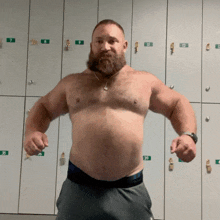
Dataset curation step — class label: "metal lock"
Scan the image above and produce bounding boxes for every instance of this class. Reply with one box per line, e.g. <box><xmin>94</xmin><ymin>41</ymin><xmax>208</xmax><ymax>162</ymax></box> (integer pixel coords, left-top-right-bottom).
<box><xmin>206</xmin><ymin>43</ymin><xmax>210</xmax><ymax>51</ymax></box>
<box><xmin>65</xmin><ymin>39</ymin><xmax>71</xmax><ymax>51</ymax></box>
<box><xmin>170</xmin><ymin>42</ymin><xmax>174</xmax><ymax>54</ymax></box>
<box><xmin>206</xmin><ymin>159</ymin><xmax>212</xmax><ymax>173</ymax></box>
<box><xmin>135</xmin><ymin>42</ymin><xmax>139</xmax><ymax>53</ymax></box>
<box><xmin>24</xmin><ymin>153</ymin><xmax>31</xmax><ymax>160</ymax></box>
<box><xmin>169</xmin><ymin>158</ymin><xmax>174</xmax><ymax>171</ymax></box>
<box><xmin>170</xmin><ymin>85</ymin><xmax>174</xmax><ymax>89</ymax></box>
<box><xmin>60</xmin><ymin>152</ymin><xmax>66</xmax><ymax>166</ymax></box>
<box><xmin>31</xmin><ymin>39</ymin><xmax>38</xmax><ymax>45</ymax></box>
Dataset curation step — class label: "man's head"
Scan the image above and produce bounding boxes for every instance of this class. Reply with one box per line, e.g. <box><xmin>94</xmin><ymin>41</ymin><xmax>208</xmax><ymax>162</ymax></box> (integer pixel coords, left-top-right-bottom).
<box><xmin>87</xmin><ymin>19</ymin><xmax>128</xmax><ymax>77</ymax></box>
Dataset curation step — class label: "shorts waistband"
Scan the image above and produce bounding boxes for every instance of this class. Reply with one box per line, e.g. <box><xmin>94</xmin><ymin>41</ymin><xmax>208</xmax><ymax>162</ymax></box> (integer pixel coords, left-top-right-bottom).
<box><xmin>67</xmin><ymin>160</ymin><xmax>143</xmax><ymax>188</ymax></box>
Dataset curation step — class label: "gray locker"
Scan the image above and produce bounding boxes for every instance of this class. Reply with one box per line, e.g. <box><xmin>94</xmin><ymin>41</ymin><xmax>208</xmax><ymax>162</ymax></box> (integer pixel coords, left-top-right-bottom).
<box><xmin>143</xmin><ymin>111</ymin><xmax>165</xmax><ymax>219</ymax></box>
<box><xmin>203</xmin><ymin>0</ymin><xmax>220</xmax><ymax>103</ymax></box>
<box><xmin>202</xmin><ymin>104</ymin><xmax>220</xmax><ymax>220</ymax></box>
<box><xmin>62</xmin><ymin>0</ymin><xmax>98</xmax><ymax>77</ymax></box>
<box><xmin>19</xmin><ymin>97</ymin><xmax>59</xmax><ymax>214</ymax></box>
<box><xmin>166</xmin><ymin>0</ymin><xmax>202</xmax><ymax>103</ymax></box>
<box><xmin>165</xmin><ymin>103</ymin><xmax>201</xmax><ymax>220</ymax></box>
<box><xmin>131</xmin><ymin>0</ymin><xmax>167</xmax><ymax>83</ymax></box>
<box><xmin>0</xmin><ymin>0</ymin><xmax>29</xmax><ymax>96</ymax></box>
<box><xmin>26</xmin><ymin>0</ymin><xmax>63</xmax><ymax>97</ymax></box>
<box><xmin>0</xmin><ymin>97</ymin><xmax>25</xmax><ymax>213</ymax></box>
<box><xmin>55</xmin><ymin>114</ymin><xmax>72</xmax><ymax>214</ymax></box>
<box><xmin>98</xmin><ymin>0</ymin><xmax>132</xmax><ymax>66</ymax></box>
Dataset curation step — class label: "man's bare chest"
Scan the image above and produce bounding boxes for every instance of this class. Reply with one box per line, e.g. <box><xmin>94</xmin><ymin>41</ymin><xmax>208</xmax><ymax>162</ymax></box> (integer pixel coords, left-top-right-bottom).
<box><xmin>66</xmin><ymin>72</ymin><xmax>152</xmax><ymax>116</ymax></box>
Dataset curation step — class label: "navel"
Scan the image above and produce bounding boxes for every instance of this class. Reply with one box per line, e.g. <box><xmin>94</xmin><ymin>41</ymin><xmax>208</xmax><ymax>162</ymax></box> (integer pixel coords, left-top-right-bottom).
<box><xmin>76</xmin><ymin>98</ymin><xmax>80</xmax><ymax>103</ymax></box>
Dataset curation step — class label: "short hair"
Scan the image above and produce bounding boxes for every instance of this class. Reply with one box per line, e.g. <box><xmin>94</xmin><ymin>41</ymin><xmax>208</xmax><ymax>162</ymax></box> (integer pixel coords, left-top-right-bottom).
<box><xmin>92</xmin><ymin>19</ymin><xmax>125</xmax><ymax>37</ymax></box>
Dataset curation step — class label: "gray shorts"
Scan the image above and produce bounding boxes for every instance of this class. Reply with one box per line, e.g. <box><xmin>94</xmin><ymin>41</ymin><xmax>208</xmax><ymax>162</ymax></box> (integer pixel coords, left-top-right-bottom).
<box><xmin>56</xmin><ymin>163</ymin><xmax>154</xmax><ymax>220</ymax></box>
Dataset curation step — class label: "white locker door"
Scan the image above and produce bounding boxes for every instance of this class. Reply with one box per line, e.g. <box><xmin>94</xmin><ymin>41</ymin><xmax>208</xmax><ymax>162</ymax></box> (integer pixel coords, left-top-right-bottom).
<box><xmin>0</xmin><ymin>0</ymin><xmax>28</xmax><ymax>96</ymax></box>
<box><xmin>0</xmin><ymin>97</ymin><xmax>24</xmax><ymax>213</ymax></box>
<box><xmin>203</xmin><ymin>0</ymin><xmax>220</xmax><ymax>103</ymax></box>
<box><xmin>26</xmin><ymin>0</ymin><xmax>63</xmax><ymax>97</ymax></box>
<box><xmin>62</xmin><ymin>0</ymin><xmax>98</xmax><ymax>77</ymax></box>
<box><xmin>55</xmin><ymin>114</ymin><xmax>72</xmax><ymax>214</ymax></box>
<box><xmin>132</xmin><ymin>0</ymin><xmax>167</xmax><ymax>83</ymax></box>
<box><xmin>165</xmin><ymin>103</ymin><xmax>201</xmax><ymax>220</ymax></box>
<box><xmin>202</xmin><ymin>104</ymin><xmax>220</xmax><ymax>220</ymax></box>
<box><xmin>166</xmin><ymin>0</ymin><xmax>202</xmax><ymax>103</ymax></box>
<box><xmin>143</xmin><ymin>111</ymin><xmax>165</xmax><ymax>219</ymax></box>
<box><xmin>98</xmin><ymin>0</ymin><xmax>132</xmax><ymax>66</ymax></box>
<box><xmin>19</xmin><ymin>97</ymin><xmax>59</xmax><ymax>214</ymax></box>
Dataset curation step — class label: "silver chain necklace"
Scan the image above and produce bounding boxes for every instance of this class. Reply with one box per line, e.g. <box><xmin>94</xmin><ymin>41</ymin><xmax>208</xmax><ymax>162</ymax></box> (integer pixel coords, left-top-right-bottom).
<box><xmin>93</xmin><ymin>72</ymin><xmax>119</xmax><ymax>91</ymax></box>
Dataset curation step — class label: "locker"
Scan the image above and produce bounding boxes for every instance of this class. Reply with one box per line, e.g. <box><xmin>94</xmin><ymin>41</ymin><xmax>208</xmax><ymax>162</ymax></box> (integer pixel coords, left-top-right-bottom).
<box><xmin>165</xmin><ymin>103</ymin><xmax>201</xmax><ymax>220</ymax></box>
<box><xmin>62</xmin><ymin>0</ymin><xmax>98</xmax><ymax>77</ymax></box>
<box><xmin>0</xmin><ymin>0</ymin><xmax>29</xmax><ymax>96</ymax></box>
<box><xmin>98</xmin><ymin>0</ymin><xmax>132</xmax><ymax>66</ymax></box>
<box><xmin>132</xmin><ymin>0</ymin><xmax>167</xmax><ymax>83</ymax></box>
<box><xmin>19</xmin><ymin>97</ymin><xmax>59</xmax><ymax>214</ymax></box>
<box><xmin>0</xmin><ymin>97</ymin><xmax>25</xmax><ymax>213</ymax></box>
<box><xmin>202</xmin><ymin>0</ymin><xmax>220</xmax><ymax>103</ymax></box>
<box><xmin>166</xmin><ymin>0</ymin><xmax>202</xmax><ymax>103</ymax></box>
<box><xmin>143</xmin><ymin>111</ymin><xmax>165</xmax><ymax>219</ymax></box>
<box><xmin>55</xmin><ymin>114</ymin><xmax>72</xmax><ymax>214</ymax></box>
<box><xmin>202</xmin><ymin>104</ymin><xmax>220</xmax><ymax>220</ymax></box>
<box><xmin>26</xmin><ymin>0</ymin><xmax>63</xmax><ymax>97</ymax></box>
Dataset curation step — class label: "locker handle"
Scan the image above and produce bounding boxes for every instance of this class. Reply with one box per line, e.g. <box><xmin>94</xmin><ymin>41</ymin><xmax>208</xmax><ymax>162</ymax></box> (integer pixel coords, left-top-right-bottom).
<box><xmin>206</xmin><ymin>159</ymin><xmax>212</xmax><ymax>173</ymax></box>
<box><xmin>60</xmin><ymin>152</ymin><xmax>66</xmax><ymax>165</ymax></box>
<box><xmin>65</xmin><ymin>39</ymin><xmax>71</xmax><ymax>51</ymax></box>
<box><xmin>169</xmin><ymin>158</ymin><xmax>174</xmax><ymax>171</ymax></box>
<box><xmin>135</xmin><ymin>41</ymin><xmax>139</xmax><ymax>53</ymax></box>
<box><xmin>0</xmin><ymin>38</ymin><xmax>2</xmax><ymax>49</ymax></box>
<box><xmin>170</xmin><ymin>42</ymin><xmax>174</xmax><ymax>54</ymax></box>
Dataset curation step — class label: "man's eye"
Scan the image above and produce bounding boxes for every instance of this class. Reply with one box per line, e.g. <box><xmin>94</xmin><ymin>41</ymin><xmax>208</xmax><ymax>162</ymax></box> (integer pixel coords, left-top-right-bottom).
<box><xmin>109</xmin><ymin>40</ymin><xmax>115</xmax><ymax>44</ymax></box>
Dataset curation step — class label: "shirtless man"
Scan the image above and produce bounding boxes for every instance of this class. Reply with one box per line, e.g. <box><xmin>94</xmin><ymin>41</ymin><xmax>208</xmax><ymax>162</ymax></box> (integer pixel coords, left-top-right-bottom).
<box><xmin>24</xmin><ymin>19</ymin><xmax>197</xmax><ymax>220</ymax></box>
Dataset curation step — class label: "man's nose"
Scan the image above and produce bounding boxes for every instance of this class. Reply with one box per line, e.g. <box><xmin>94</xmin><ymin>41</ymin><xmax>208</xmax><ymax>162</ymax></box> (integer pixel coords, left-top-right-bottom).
<box><xmin>101</xmin><ymin>42</ymin><xmax>111</xmax><ymax>51</ymax></box>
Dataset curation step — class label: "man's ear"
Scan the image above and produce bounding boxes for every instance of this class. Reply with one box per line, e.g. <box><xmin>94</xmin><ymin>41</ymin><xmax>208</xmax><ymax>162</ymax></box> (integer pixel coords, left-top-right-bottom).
<box><xmin>123</xmin><ymin>40</ymin><xmax>128</xmax><ymax>52</ymax></box>
<box><xmin>90</xmin><ymin>42</ymin><xmax>92</xmax><ymax>50</ymax></box>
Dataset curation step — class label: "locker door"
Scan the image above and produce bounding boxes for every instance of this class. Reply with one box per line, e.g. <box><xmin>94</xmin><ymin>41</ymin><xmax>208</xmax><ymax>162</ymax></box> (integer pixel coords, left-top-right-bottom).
<box><xmin>0</xmin><ymin>0</ymin><xmax>28</xmax><ymax>96</ymax></box>
<box><xmin>26</xmin><ymin>0</ymin><xmax>63</xmax><ymax>97</ymax></box>
<box><xmin>55</xmin><ymin>114</ymin><xmax>72</xmax><ymax>214</ymax></box>
<box><xmin>166</xmin><ymin>0</ymin><xmax>202</xmax><ymax>103</ymax></box>
<box><xmin>202</xmin><ymin>104</ymin><xmax>220</xmax><ymax>220</ymax></box>
<box><xmin>143</xmin><ymin>111</ymin><xmax>165</xmax><ymax>219</ymax></box>
<box><xmin>165</xmin><ymin>103</ymin><xmax>201</xmax><ymax>220</ymax></box>
<box><xmin>98</xmin><ymin>0</ymin><xmax>132</xmax><ymax>66</ymax></box>
<box><xmin>132</xmin><ymin>0</ymin><xmax>167</xmax><ymax>83</ymax></box>
<box><xmin>62</xmin><ymin>0</ymin><xmax>98</xmax><ymax>77</ymax></box>
<box><xmin>203</xmin><ymin>0</ymin><xmax>220</xmax><ymax>103</ymax></box>
<box><xmin>19</xmin><ymin>97</ymin><xmax>59</xmax><ymax>214</ymax></box>
<box><xmin>0</xmin><ymin>97</ymin><xmax>24</xmax><ymax>213</ymax></box>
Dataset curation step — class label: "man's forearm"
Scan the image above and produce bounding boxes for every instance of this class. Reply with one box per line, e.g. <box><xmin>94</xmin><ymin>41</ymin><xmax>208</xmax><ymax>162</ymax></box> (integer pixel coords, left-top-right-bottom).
<box><xmin>169</xmin><ymin>96</ymin><xmax>197</xmax><ymax>136</ymax></box>
<box><xmin>25</xmin><ymin>101</ymin><xmax>52</xmax><ymax>136</ymax></box>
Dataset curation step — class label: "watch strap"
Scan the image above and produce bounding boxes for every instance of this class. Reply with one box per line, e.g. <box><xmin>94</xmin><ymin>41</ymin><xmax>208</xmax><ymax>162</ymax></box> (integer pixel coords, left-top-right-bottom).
<box><xmin>182</xmin><ymin>132</ymin><xmax>198</xmax><ymax>144</ymax></box>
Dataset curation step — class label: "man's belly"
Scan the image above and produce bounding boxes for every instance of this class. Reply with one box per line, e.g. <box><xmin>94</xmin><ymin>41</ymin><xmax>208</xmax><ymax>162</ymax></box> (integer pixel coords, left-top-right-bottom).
<box><xmin>69</xmin><ymin>108</ymin><xmax>145</xmax><ymax>181</ymax></box>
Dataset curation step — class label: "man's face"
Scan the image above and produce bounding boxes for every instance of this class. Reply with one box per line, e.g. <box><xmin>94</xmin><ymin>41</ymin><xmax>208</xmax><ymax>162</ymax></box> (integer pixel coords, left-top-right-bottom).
<box><xmin>87</xmin><ymin>24</ymin><xmax>128</xmax><ymax>77</ymax></box>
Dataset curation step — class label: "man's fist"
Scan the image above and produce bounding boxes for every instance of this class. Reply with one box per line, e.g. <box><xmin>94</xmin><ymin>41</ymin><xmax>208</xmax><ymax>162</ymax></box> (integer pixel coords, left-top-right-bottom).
<box><xmin>24</xmin><ymin>131</ymin><xmax>48</xmax><ymax>156</ymax></box>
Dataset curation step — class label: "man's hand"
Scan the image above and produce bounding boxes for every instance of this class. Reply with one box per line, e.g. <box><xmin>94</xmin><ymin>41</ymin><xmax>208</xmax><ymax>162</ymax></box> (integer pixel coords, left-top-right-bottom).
<box><xmin>170</xmin><ymin>135</ymin><xmax>196</xmax><ymax>162</ymax></box>
<box><xmin>24</xmin><ymin>131</ymin><xmax>48</xmax><ymax>156</ymax></box>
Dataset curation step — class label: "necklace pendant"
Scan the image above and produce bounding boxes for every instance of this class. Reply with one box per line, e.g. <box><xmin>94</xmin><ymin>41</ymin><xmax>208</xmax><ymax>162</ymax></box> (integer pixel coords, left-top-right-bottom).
<box><xmin>104</xmin><ymin>86</ymin><xmax>108</xmax><ymax>91</ymax></box>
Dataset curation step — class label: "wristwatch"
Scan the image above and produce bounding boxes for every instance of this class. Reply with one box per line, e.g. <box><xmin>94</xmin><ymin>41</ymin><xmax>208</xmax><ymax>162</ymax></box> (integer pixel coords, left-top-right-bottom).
<box><xmin>182</xmin><ymin>132</ymin><xmax>198</xmax><ymax>144</ymax></box>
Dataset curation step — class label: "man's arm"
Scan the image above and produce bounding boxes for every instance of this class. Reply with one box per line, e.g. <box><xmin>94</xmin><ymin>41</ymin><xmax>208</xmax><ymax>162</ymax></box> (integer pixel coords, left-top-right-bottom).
<box><xmin>148</xmin><ymin>73</ymin><xmax>197</xmax><ymax>135</ymax></box>
<box><xmin>25</xmin><ymin>75</ymin><xmax>70</xmax><ymax>136</ymax></box>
